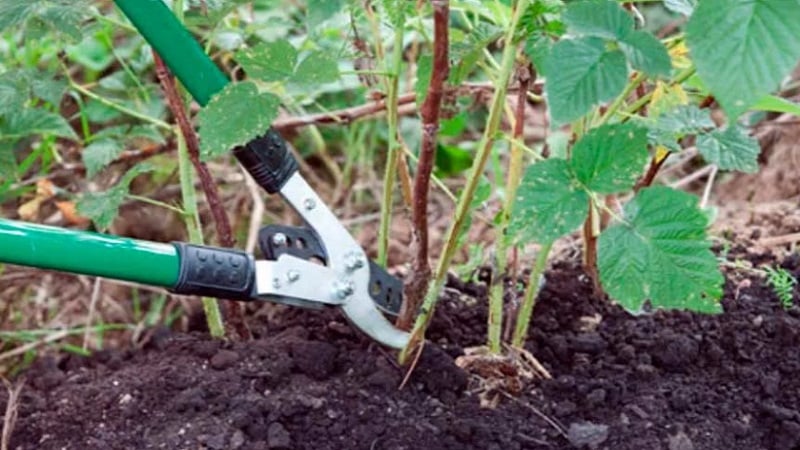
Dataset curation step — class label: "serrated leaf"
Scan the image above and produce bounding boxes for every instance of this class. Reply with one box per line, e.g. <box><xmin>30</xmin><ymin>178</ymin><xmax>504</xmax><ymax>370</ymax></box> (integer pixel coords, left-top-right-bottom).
<box><xmin>644</xmin><ymin>105</ymin><xmax>714</xmax><ymax>152</ymax></box>
<box><xmin>598</xmin><ymin>186</ymin><xmax>723</xmax><ymax>313</ymax></box>
<box><xmin>381</xmin><ymin>0</ymin><xmax>409</xmax><ymax>28</ymax></box>
<box><xmin>0</xmin><ymin>1</ymin><xmax>38</xmax><ymax>31</ymax></box>
<box><xmin>83</xmin><ymin>138</ymin><xmax>124</xmax><ymax>178</ymax></box>
<box><xmin>293</xmin><ymin>52</ymin><xmax>340</xmax><ymax>86</ymax></box>
<box><xmin>76</xmin><ymin>164</ymin><xmax>152</xmax><ymax>230</ymax></box>
<box><xmin>510</xmin><ymin>159</ymin><xmax>589</xmax><ymax>244</ymax></box>
<box><xmin>664</xmin><ymin>0</ymin><xmax>696</xmax><ymax>16</ymax></box>
<box><xmin>686</xmin><ymin>0</ymin><xmax>800</xmax><ymax>119</ymax></box>
<box><xmin>31</xmin><ymin>76</ymin><xmax>67</xmax><ymax>106</ymax></box>
<box><xmin>562</xmin><ymin>0</ymin><xmax>632</xmax><ymax>40</ymax></box>
<box><xmin>198</xmin><ymin>82</ymin><xmax>281</xmax><ymax>160</ymax></box>
<box><xmin>619</xmin><ymin>30</ymin><xmax>671</xmax><ymax>78</ymax></box>
<box><xmin>236</xmin><ymin>40</ymin><xmax>298</xmax><ymax>83</ymax></box>
<box><xmin>307</xmin><ymin>0</ymin><xmax>343</xmax><ymax>28</ymax></box>
<box><xmin>39</xmin><ymin>4</ymin><xmax>87</xmax><ymax>41</ymax></box>
<box><xmin>545</xmin><ymin>36</ymin><xmax>628</xmax><ymax>125</ymax></box>
<box><xmin>415</xmin><ymin>55</ymin><xmax>433</xmax><ymax>106</ymax></box>
<box><xmin>656</xmin><ymin>105</ymin><xmax>714</xmax><ymax>135</ymax></box>
<box><xmin>696</xmin><ymin>125</ymin><xmax>760</xmax><ymax>173</ymax></box>
<box><xmin>570</xmin><ymin>123</ymin><xmax>648</xmax><ymax>194</ymax></box>
<box><xmin>524</xmin><ymin>33</ymin><xmax>553</xmax><ymax>73</ymax></box>
<box><xmin>0</xmin><ymin>109</ymin><xmax>76</xmax><ymax>140</ymax></box>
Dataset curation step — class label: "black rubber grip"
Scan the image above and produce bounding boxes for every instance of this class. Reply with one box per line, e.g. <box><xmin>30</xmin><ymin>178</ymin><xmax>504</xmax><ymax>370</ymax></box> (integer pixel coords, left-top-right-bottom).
<box><xmin>172</xmin><ymin>243</ymin><xmax>256</xmax><ymax>301</ymax></box>
<box><xmin>234</xmin><ymin>130</ymin><xmax>298</xmax><ymax>194</ymax></box>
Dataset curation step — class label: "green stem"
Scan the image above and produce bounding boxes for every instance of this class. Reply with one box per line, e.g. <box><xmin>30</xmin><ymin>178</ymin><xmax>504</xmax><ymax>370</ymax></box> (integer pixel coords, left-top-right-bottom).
<box><xmin>511</xmin><ymin>241</ymin><xmax>552</xmax><ymax>348</ymax></box>
<box><xmin>377</xmin><ymin>21</ymin><xmax>406</xmax><ymax>266</ymax></box>
<box><xmin>126</xmin><ymin>195</ymin><xmax>185</xmax><ymax>215</ymax></box>
<box><xmin>597</xmin><ymin>72</ymin><xmax>646</xmax><ymax>126</ymax></box>
<box><xmin>177</xmin><ymin>131</ymin><xmax>225</xmax><ymax>338</ymax></box>
<box><xmin>400</xmin><ymin>0</ymin><xmax>530</xmax><ymax>363</ymax></box>
<box><xmin>68</xmin><ymin>80</ymin><xmax>172</xmax><ymax>130</ymax></box>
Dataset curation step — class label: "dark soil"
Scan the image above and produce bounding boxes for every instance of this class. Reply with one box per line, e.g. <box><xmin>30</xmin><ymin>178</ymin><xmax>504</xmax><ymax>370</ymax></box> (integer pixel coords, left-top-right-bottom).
<box><xmin>3</xmin><ymin>249</ymin><xmax>800</xmax><ymax>450</ymax></box>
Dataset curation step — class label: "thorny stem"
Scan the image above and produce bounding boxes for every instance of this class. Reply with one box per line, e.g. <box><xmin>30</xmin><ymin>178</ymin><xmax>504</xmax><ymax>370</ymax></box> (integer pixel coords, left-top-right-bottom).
<box><xmin>377</xmin><ymin>14</ymin><xmax>407</xmax><ymax>267</ymax></box>
<box><xmin>397</xmin><ymin>0</ymin><xmax>450</xmax><ymax>331</ymax></box>
<box><xmin>488</xmin><ymin>63</ymin><xmax>532</xmax><ymax>354</ymax></box>
<box><xmin>511</xmin><ymin>241</ymin><xmax>552</xmax><ymax>348</ymax></box>
<box><xmin>153</xmin><ymin>53</ymin><xmax>251</xmax><ymax>340</ymax></box>
<box><xmin>399</xmin><ymin>0</ymin><xmax>530</xmax><ymax>364</ymax></box>
<box><xmin>176</xmin><ymin>132</ymin><xmax>225</xmax><ymax>338</ymax></box>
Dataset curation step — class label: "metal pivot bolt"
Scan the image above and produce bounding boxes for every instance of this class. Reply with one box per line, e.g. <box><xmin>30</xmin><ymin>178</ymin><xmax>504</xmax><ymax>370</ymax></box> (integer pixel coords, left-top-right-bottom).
<box><xmin>287</xmin><ymin>270</ymin><xmax>300</xmax><ymax>282</ymax></box>
<box><xmin>303</xmin><ymin>198</ymin><xmax>316</xmax><ymax>211</ymax></box>
<box><xmin>272</xmin><ymin>233</ymin><xmax>288</xmax><ymax>246</ymax></box>
<box><xmin>333</xmin><ymin>280</ymin><xmax>354</xmax><ymax>299</ymax></box>
<box><xmin>345</xmin><ymin>252</ymin><xmax>365</xmax><ymax>271</ymax></box>
<box><xmin>272</xmin><ymin>277</ymin><xmax>282</xmax><ymax>289</ymax></box>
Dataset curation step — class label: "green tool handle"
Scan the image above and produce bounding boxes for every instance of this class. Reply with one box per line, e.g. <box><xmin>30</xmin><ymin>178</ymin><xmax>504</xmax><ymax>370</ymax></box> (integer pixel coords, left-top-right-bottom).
<box><xmin>112</xmin><ymin>0</ymin><xmax>229</xmax><ymax>106</ymax></box>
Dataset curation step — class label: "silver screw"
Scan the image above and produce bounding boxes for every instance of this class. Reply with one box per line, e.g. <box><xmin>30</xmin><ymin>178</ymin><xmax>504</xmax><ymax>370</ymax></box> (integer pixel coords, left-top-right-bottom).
<box><xmin>272</xmin><ymin>277</ymin><xmax>282</xmax><ymax>289</ymax></box>
<box><xmin>287</xmin><ymin>270</ymin><xmax>300</xmax><ymax>282</ymax></box>
<box><xmin>303</xmin><ymin>198</ymin><xmax>316</xmax><ymax>211</ymax></box>
<box><xmin>345</xmin><ymin>253</ymin><xmax>365</xmax><ymax>271</ymax></box>
<box><xmin>272</xmin><ymin>233</ymin><xmax>288</xmax><ymax>246</ymax></box>
<box><xmin>334</xmin><ymin>280</ymin><xmax>354</xmax><ymax>299</ymax></box>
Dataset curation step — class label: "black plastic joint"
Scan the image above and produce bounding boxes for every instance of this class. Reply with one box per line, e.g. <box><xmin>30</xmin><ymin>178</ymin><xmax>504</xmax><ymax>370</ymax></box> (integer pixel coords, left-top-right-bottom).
<box><xmin>234</xmin><ymin>129</ymin><xmax>298</xmax><ymax>194</ymax></box>
<box><xmin>172</xmin><ymin>243</ymin><xmax>256</xmax><ymax>301</ymax></box>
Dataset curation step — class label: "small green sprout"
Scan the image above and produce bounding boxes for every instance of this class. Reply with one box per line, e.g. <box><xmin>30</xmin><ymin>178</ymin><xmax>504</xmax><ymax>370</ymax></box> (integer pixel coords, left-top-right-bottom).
<box><xmin>764</xmin><ymin>267</ymin><xmax>797</xmax><ymax>310</ymax></box>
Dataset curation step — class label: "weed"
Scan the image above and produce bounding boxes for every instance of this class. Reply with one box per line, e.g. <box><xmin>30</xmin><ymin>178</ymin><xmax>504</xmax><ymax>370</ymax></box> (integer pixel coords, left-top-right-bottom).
<box><xmin>764</xmin><ymin>267</ymin><xmax>797</xmax><ymax>310</ymax></box>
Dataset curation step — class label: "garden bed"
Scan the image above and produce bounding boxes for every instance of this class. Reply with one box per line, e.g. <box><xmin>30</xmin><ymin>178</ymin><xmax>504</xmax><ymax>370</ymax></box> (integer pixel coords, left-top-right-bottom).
<box><xmin>3</xmin><ymin>247</ymin><xmax>799</xmax><ymax>450</ymax></box>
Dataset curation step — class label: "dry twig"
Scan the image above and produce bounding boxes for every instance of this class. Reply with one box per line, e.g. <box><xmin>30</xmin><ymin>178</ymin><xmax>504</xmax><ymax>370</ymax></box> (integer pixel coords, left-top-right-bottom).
<box><xmin>1</xmin><ymin>378</ymin><xmax>24</xmax><ymax>450</ymax></box>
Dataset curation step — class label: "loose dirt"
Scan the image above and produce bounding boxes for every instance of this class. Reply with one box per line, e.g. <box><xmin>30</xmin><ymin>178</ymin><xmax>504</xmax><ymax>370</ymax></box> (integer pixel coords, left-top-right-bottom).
<box><xmin>3</xmin><ymin>246</ymin><xmax>799</xmax><ymax>450</ymax></box>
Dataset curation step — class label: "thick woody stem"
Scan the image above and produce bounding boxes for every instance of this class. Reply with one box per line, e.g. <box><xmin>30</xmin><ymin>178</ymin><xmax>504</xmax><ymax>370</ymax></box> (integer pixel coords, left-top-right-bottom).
<box><xmin>153</xmin><ymin>52</ymin><xmax>251</xmax><ymax>340</ymax></box>
<box><xmin>397</xmin><ymin>0</ymin><xmax>450</xmax><ymax>331</ymax></box>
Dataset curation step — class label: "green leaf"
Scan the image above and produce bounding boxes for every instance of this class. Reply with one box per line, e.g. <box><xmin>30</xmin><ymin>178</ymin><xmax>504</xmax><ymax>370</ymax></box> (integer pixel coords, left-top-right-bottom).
<box><xmin>510</xmin><ymin>159</ymin><xmax>589</xmax><ymax>244</ymax></box>
<box><xmin>39</xmin><ymin>4</ymin><xmax>87</xmax><ymax>41</ymax></box>
<box><xmin>293</xmin><ymin>52</ymin><xmax>340</xmax><ymax>86</ymax></box>
<box><xmin>656</xmin><ymin>105</ymin><xmax>714</xmax><ymax>135</ymax></box>
<box><xmin>306</xmin><ymin>0</ymin><xmax>343</xmax><ymax>28</ymax></box>
<box><xmin>83</xmin><ymin>138</ymin><xmax>124</xmax><ymax>178</ymax></box>
<box><xmin>545</xmin><ymin>36</ymin><xmax>628</xmax><ymax>125</ymax></box>
<box><xmin>415</xmin><ymin>55</ymin><xmax>433</xmax><ymax>106</ymax></box>
<box><xmin>686</xmin><ymin>0</ymin><xmax>800</xmax><ymax>119</ymax></box>
<box><xmin>570</xmin><ymin>123</ymin><xmax>648</xmax><ymax>194</ymax></box>
<box><xmin>77</xmin><ymin>164</ymin><xmax>152</xmax><ymax>230</ymax></box>
<box><xmin>562</xmin><ymin>0</ymin><xmax>632</xmax><ymax>40</ymax></box>
<box><xmin>435</xmin><ymin>144</ymin><xmax>473</xmax><ymax>177</ymax></box>
<box><xmin>0</xmin><ymin>143</ymin><xmax>15</xmax><ymax>181</ymax></box>
<box><xmin>198</xmin><ymin>82</ymin><xmax>281</xmax><ymax>160</ymax></box>
<box><xmin>664</xmin><ymin>0</ymin><xmax>696</xmax><ymax>16</ymax></box>
<box><xmin>598</xmin><ymin>186</ymin><xmax>723</xmax><ymax>313</ymax></box>
<box><xmin>752</xmin><ymin>95</ymin><xmax>800</xmax><ymax>117</ymax></box>
<box><xmin>0</xmin><ymin>1</ymin><xmax>38</xmax><ymax>31</ymax></box>
<box><xmin>696</xmin><ymin>125</ymin><xmax>760</xmax><ymax>173</ymax></box>
<box><xmin>0</xmin><ymin>109</ymin><xmax>76</xmax><ymax>140</ymax></box>
<box><xmin>381</xmin><ymin>0</ymin><xmax>409</xmax><ymax>28</ymax></box>
<box><xmin>524</xmin><ymin>33</ymin><xmax>553</xmax><ymax>72</ymax></box>
<box><xmin>236</xmin><ymin>40</ymin><xmax>298</xmax><ymax>83</ymax></box>
<box><xmin>619</xmin><ymin>30</ymin><xmax>671</xmax><ymax>78</ymax></box>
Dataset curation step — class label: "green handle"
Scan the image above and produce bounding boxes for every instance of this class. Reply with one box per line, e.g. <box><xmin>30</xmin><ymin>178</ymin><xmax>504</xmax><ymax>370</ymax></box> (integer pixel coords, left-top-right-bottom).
<box><xmin>0</xmin><ymin>219</ymin><xmax>180</xmax><ymax>287</ymax></box>
<box><xmin>113</xmin><ymin>0</ymin><xmax>229</xmax><ymax>106</ymax></box>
